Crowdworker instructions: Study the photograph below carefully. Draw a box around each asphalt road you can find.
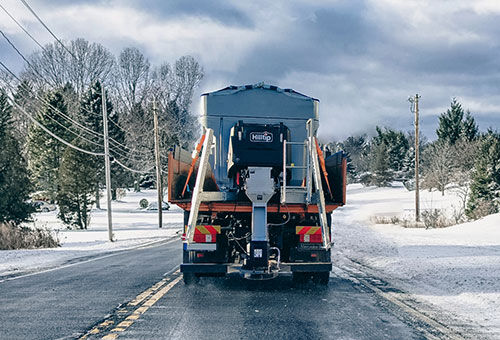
[0,239,469,340]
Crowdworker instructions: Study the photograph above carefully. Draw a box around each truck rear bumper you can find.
[181,263,228,274]
[285,262,332,272]
[180,262,331,275]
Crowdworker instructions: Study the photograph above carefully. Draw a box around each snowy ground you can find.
[332,183,500,336]
[0,190,183,278]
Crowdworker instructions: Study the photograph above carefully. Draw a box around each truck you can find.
[167,83,346,284]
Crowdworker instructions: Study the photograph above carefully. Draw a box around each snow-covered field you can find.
[0,190,183,278]
[332,183,500,335]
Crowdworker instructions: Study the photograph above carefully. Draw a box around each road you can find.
[0,239,474,340]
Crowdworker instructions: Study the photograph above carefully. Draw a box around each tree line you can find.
[1,38,498,228]
[326,98,500,221]
[0,38,203,229]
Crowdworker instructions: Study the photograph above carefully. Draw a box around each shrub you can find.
[371,216,401,224]
[371,209,455,229]
[116,188,127,200]
[0,222,59,250]
[139,199,149,209]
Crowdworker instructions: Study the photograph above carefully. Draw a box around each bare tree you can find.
[152,56,204,150]
[449,138,480,221]
[22,38,114,97]
[422,141,454,195]
[113,47,151,113]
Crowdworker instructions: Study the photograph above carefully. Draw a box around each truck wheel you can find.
[183,273,199,285]
[292,272,309,284]
[312,272,330,285]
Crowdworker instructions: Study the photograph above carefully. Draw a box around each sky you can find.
[0,0,499,140]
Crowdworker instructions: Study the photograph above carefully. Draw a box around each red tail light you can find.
[193,234,217,243]
[300,234,322,243]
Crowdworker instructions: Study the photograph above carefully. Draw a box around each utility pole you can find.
[102,86,113,241]
[153,98,162,228]
[409,94,421,222]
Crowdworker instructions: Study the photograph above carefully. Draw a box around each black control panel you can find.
[227,121,290,176]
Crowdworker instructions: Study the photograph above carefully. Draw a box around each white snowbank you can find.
[0,190,183,277]
[332,183,500,335]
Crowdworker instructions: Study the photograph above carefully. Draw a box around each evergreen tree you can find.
[12,80,35,147]
[466,131,500,219]
[338,135,370,181]
[57,140,96,229]
[365,142,392,187]
[403,130,427,183]
[79,82,105,207]
[461,110,479,142]
[79,81,129,204]
[28,91,72,201]
[0,90,33,224]
[372,126,409,176]
[436,98,478,145]
[401,146,415,183]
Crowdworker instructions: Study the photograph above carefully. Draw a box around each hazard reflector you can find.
[195,225,221,235]
[193,225,220,243]
[296,226,322,243]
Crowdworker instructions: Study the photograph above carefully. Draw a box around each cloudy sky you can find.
[1,0,499,140]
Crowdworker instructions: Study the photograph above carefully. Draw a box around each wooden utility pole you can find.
[413,94,421,222]
[102,86,113,241]
[153,99,162,228]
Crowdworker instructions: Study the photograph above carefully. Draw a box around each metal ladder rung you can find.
[285,165,307,169]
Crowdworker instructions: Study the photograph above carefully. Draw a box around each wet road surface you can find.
[0,239,472,340]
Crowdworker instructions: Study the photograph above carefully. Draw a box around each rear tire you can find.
[183,272,199,285]
[312,272,330,285]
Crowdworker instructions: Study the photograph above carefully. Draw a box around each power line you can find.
[0,11,149,158]
[18,0,76,60]
[0,30,104,145]
[113,157,155,174]
[2,77,135,158]
[5,88,105,156]
[3,78,104,149]
[0,3,45,51]
[0,57,106,142]
[0,29,44,79]
[1,62,159,176]
[1,74,158,175]
[0,30,155,170]
[0,5,128,138]
[10,0,130,141]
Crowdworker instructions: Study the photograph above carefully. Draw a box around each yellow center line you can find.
[79,269,181,340]
[104,275,182,338]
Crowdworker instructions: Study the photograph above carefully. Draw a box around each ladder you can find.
[281,119,330,249]
[186,128,215,245]
[281,140,311,204]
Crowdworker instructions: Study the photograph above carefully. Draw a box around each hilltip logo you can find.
[250,131,273,143]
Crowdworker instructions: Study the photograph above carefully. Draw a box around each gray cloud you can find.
[118,0,254,28]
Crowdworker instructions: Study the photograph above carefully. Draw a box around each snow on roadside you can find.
[332,183,500,335]
[0,190,183,278]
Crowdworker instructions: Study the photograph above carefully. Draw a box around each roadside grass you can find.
[371,209,456,229]
[0,222,60,250]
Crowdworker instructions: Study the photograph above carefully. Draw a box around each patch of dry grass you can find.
[0,223,60,250]
[371,209,456,229]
